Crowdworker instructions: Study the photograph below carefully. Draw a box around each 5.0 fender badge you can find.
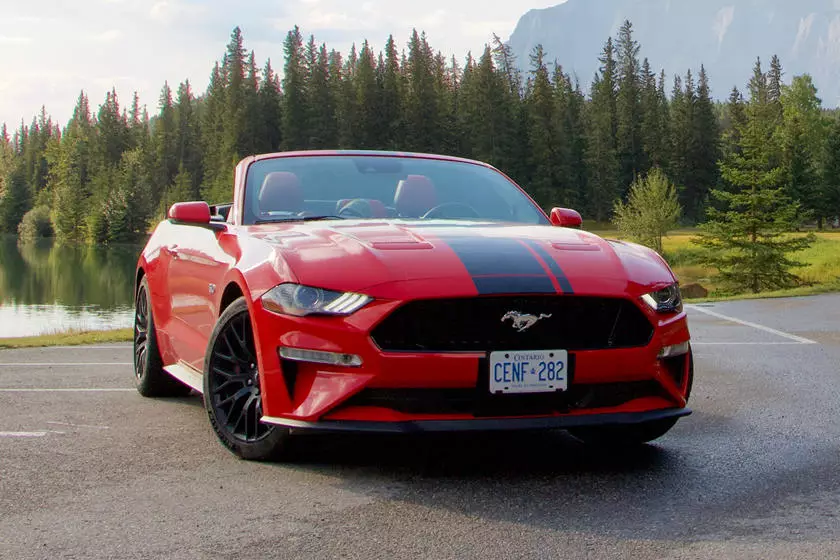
[501,311,552,332]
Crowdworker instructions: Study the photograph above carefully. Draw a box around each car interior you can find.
[237,156,549,226]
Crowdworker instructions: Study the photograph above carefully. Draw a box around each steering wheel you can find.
[337,205,367,218]
[421,202,481,220]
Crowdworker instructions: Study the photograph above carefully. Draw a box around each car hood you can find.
[246,220,677,299]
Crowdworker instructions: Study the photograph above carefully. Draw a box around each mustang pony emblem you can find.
[501,311,552,332]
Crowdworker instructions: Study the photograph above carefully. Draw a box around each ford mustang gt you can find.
[133,150,693,461]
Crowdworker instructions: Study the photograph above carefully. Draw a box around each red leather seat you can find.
[394,175,437,218]
[258,172,303,214]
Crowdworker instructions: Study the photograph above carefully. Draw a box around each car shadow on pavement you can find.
[281,429,677,479]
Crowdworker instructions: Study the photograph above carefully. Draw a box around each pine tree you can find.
[259,59,283,151]
[585,37,620,222]
[525,45,562,205]
[174,80,202,198]
[95,89,128,169]
[686,66,720,221]
[695,66,815,294]
[615,20,645,192]
[51,91,94,243]
[0,163,29,233]
[722,86,747,159]
[355,40,380,149]
[640,59,667,168]
[282,26,309,150]
[820,115,840,226]
[767,54,784,126]
[403,30,442,153]
[460,46,513,171]
[491,35,529,181]
[50,135,89,242]
[153,82,178,207]
[379,35,403,150]
[200,61,228,200]
[561,76,589,207]
[242,51,264,155]
[224,27,248,157]
[778,74,827,224]
[669,72,695,216]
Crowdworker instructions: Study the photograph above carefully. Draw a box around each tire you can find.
[134,276,193,398]
[203,297,290,461]
[568,417,679,447]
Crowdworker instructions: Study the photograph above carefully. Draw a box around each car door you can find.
[166,225,234,371]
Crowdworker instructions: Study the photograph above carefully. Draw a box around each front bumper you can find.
[262,407,692,433]
[251,296,693,427]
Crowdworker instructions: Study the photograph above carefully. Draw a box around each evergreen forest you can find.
[1,21,839,247]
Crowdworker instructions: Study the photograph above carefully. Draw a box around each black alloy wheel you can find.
[134,285,150,378]
[133,276,192,398]
[203,297,289,460]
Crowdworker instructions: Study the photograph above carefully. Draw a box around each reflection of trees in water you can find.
[0,236,142,308]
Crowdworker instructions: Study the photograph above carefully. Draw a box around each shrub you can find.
[17,205,54,240]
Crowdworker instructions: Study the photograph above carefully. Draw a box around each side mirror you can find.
[168,201,211,225]
[549,207,583,228]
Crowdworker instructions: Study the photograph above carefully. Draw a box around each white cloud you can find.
[0,0,563,128]
[149,0,205,24]
[89,29,122,43]
[794,13,817,54]
[0,35,33,44]
[712,6,735,49]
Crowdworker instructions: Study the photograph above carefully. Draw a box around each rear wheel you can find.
[133,276,193,398]
[203,297,290,461]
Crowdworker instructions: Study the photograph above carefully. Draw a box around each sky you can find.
[0,0,564,130]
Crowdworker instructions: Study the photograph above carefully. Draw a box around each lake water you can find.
[0,236,143,338]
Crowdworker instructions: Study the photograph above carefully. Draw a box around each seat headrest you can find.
[259,172,303,213]
[394,175,437,218]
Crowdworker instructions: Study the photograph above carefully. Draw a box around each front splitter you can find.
[261,407,691,434]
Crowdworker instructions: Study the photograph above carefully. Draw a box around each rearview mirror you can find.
[549,207,583,228]
[168,201,211,225]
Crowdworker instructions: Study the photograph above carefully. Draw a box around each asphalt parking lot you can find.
[1,294,839,559]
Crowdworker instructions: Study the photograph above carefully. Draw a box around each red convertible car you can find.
[134,151,693,461]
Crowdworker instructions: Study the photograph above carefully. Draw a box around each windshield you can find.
[242,155,549,225]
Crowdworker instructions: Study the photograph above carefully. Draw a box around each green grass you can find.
[592,228,840,301]
[0,328,133,349]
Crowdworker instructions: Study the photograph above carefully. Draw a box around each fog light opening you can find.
[658,341,690,359]
[279,347,363,367]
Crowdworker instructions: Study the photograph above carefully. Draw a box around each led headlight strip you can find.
[261,283,372,317]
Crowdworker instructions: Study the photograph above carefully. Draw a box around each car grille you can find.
[371,296,654,352]
[342,381,666,417]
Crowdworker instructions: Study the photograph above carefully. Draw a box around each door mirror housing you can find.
[168,201,211,225]
[549,207,583,228]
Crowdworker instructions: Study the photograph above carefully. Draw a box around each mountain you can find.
[508,0,840,105]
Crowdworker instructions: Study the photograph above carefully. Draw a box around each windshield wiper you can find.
[255,215,346,224]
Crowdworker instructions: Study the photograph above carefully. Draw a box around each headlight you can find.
[261,283,372,317]
[641,283,683,313]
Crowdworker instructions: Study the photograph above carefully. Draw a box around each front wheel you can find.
[203,297,290,461]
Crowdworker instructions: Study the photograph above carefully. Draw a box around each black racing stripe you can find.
[444,237,546,276]
[439,236,556,295]
[522,239,574,294]
[472,276,557,295]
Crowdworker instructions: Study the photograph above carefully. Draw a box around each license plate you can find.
[489,350,568,394]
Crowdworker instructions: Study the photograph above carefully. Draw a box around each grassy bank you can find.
[593,228,840,301]
[0,328,133,349]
